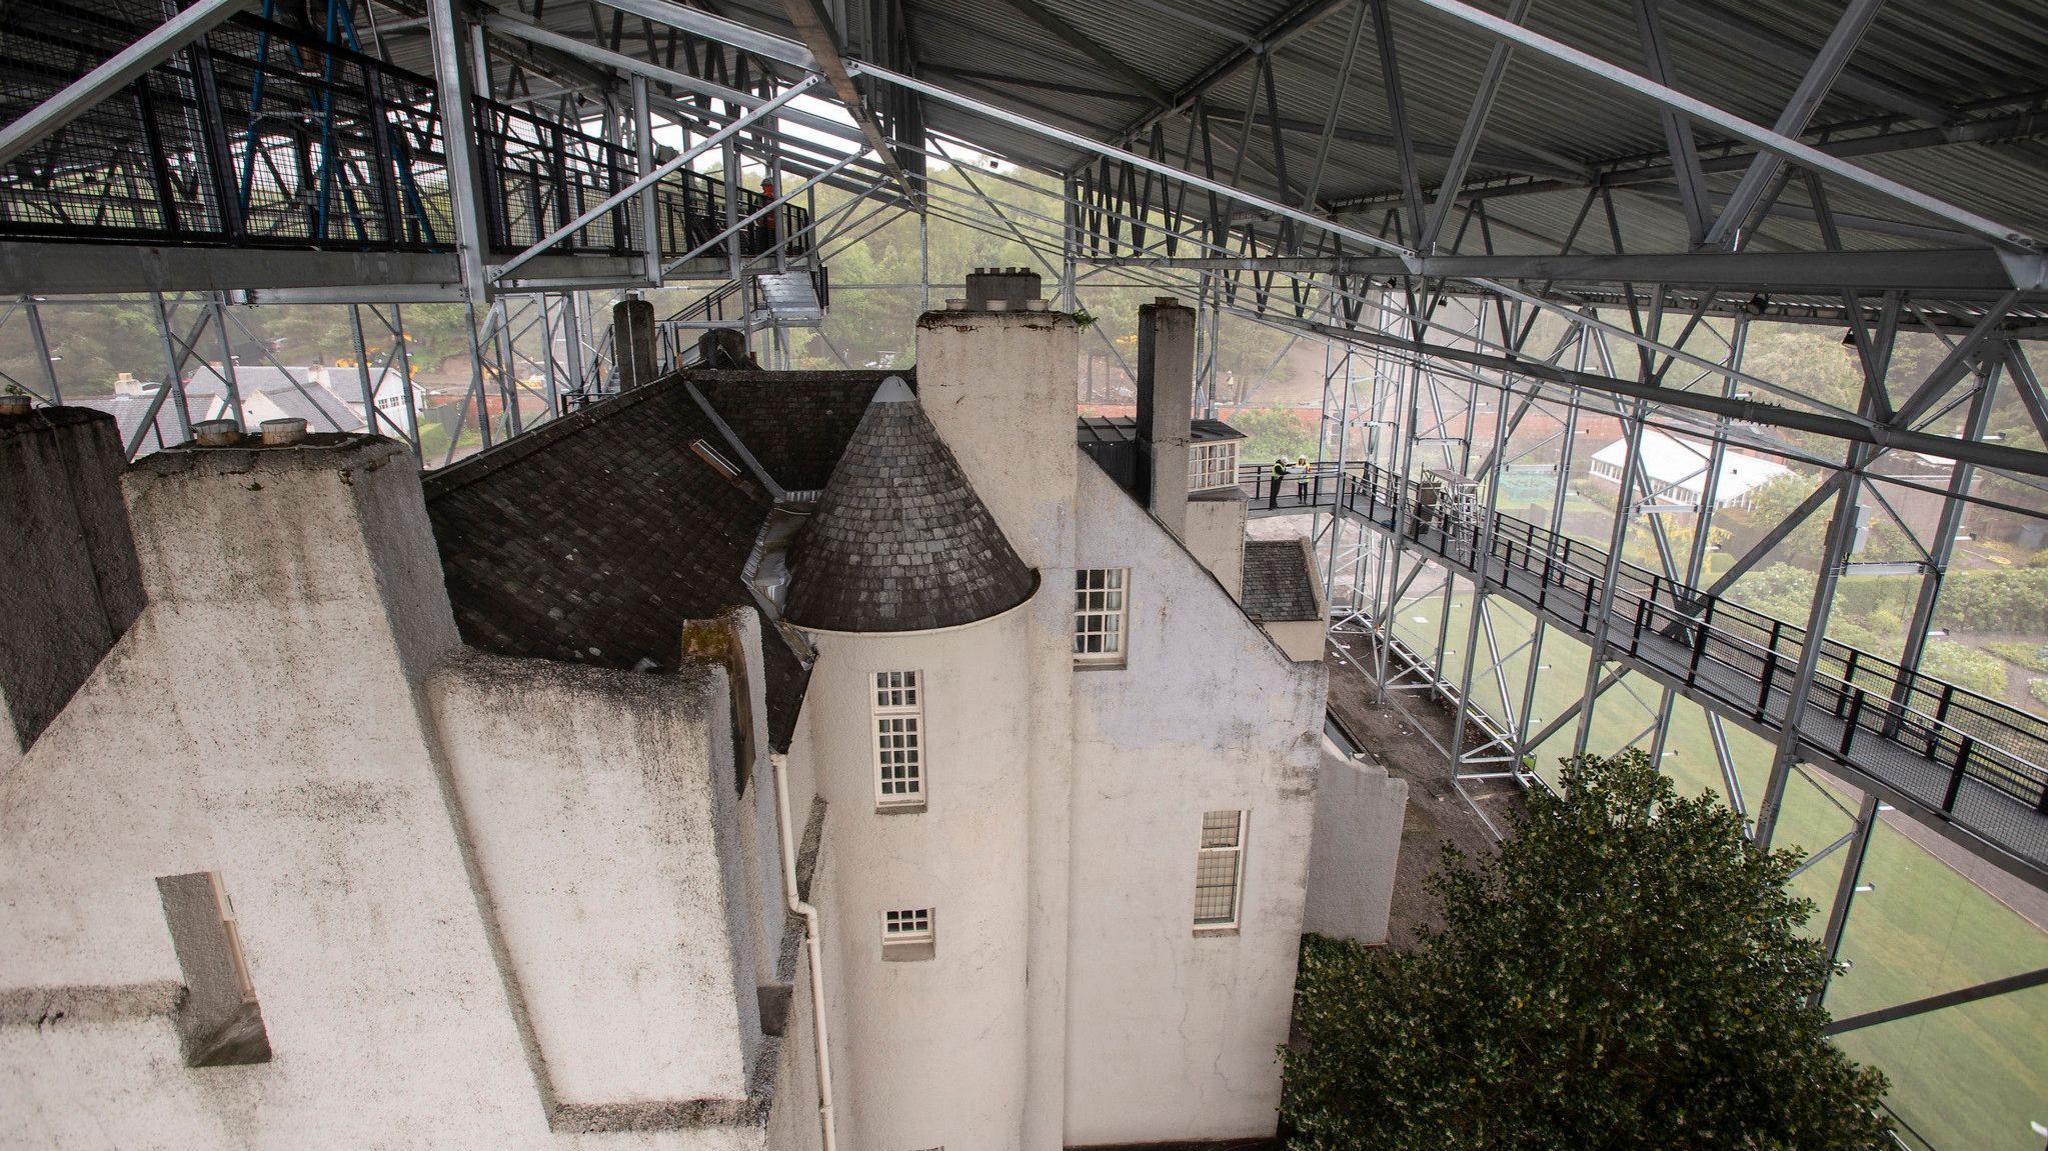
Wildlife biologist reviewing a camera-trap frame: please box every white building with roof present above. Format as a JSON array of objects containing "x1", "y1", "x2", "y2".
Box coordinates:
[
  {"x1": 0, "y1": 273, "x2": 1405, "y2": 1151},
  {"x1": 1587, "y1": 427, "x2": 1792, "y2": 512}
]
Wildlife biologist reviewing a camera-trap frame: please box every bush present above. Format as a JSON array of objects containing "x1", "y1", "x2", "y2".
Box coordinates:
[
  {"x1": 1280, "y1": 750, "x2": 1890, "y2": 1151},
  {"x1": 1985, "y1": 642, "x2": 2048, "y2": 673},
  {"x1": 2031, "y1": 678, "x2": 2048, "y2": 708}
]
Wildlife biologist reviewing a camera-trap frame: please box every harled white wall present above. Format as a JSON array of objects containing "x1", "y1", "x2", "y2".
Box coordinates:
[
  {"x1": 1064, "y1": 455, "x2": 1325, "y2": 1146},
  {"x1": 797, "y1": 606, "x2": 1034, "y2": 1151},
  {"x1": 1303, "y1": 739, "x2": 1407, "y2": 946},
  {"x1": 917, "y1": 309, "x2": 1080, "y2": 1151},
  {"x1": 0, "y1": 440, "x2": 817, "y2": 1151},
  {"x1": 1182, "y1": 492, "x2": 1248, "y2": 600},
  {"x1": 428, "y1": 651, "x2": 761, "y2": 1105}
]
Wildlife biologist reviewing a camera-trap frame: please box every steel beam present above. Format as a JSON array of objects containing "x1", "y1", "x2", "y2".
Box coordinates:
[
  {"x1": 1000, "y1": 0, "x2": 1172, "y2": 108},
  {"x1": 0, "y1": 0, "x2": 254, "y2": 168},
  {"x1": 1089, "y1": 248, "x2": 2029, "y2": 292},
  {"x1": 776, "y1": 0, "x2": 923, "y2": 208},
  {"x1": 1823, "y1": 965, "x2": 2048, "y2": 1036},
  {"x1": 492, "y1": 75, "x2": 821, "y2": 281},
  {"x1": 1285, "y1": 317, "x2": 2048, "y2": 476},
  {"x1": 1703, "y1": 0, "x2": 1888, "y2": 248},
  {"x1": 1406, "y1": 0, "x2": 2040, "y2": 251}
]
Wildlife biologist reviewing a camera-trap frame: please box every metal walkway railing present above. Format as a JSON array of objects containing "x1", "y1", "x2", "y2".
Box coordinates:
[
  {"x1": 0, "y1": 3, "x2": 807, "y2": 262},
  {"x1": 1245, "y1": 461, "x2": 2048, "y2": 885}
]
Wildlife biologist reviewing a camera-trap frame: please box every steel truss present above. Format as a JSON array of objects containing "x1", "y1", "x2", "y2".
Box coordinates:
[{"x1": 9, "y1": 0, "x2": 2048, "y2": 1116}]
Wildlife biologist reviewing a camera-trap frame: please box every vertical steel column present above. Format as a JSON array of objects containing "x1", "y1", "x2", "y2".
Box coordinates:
[
  {"x1": 1812, "y1": 790, "x2": 1881, "y2": 1007},
  {"x1": 462, "y1": 298, "x2": 494, "y2": 450},
  {"x1": 1323, "y1": 343, "x2": 1356, "y2": 605},
  {"x1": 25, "y1": 298, "x2": 61, "y2": 404},
  {"x1": 1886, "y1": 354, "x2": 2001, "y2": 732},
  {"x1": 1752, "y1": 446, "x2": 1867, "y2": 848},
  {"x1": 1649, "y1": 315, "x2": 1747, "y2": 767},
  {"x1": 632, "y1": 76, "x2": 663, "y2": 285},
  {"x1": 1449, "y1": 354, "x2": 1514, "y2": 770},
  {"x1": 350, "y1": 304, "x2": 380, "y2": 435},
  {"x1": 536, "y1": 294, "x2": 562, "y2": 413},
  {"x1": 150, "y1": 292, "x2": 195, "y2": 443},
  {"x1": 208, "y1": 293, "x2": 243, "y2": 430},
  {"x1": 496, "y1": 299, "x2": 523, "y2": 436},
  {"x1": 559, "y1": 293, "x2": 587, "y2": 395},
  {"x1": 426, "y1": 0, "x2": 490, "y2": 300},
  {"x1": 388, "y1": 303, "x2": 422, "y2": 461},
  {"x1": 1570, "y1": 365, "x2": 1645, "y2": 755}
]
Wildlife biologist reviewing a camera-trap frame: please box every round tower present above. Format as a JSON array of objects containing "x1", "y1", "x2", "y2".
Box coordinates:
[{"x1": 783, "y1": 376, "x2": 1039, "y2": 1151}]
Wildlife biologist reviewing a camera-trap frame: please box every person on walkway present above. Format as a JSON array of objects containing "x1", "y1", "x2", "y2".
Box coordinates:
[
  {"x1": 1296, "y1": 455, "x2": 1311, "y2": 504},
  {"x1": 1268, "y1": 457, "x2": 1286, "y2": 509}
]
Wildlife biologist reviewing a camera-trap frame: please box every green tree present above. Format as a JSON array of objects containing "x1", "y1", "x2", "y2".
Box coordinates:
[
  {"x1": 1281, "y1": 749, "x2": 1890, "y2": 1151},
  {"x1": 1719, "y1": 472, "x2": 1827, "y2": 570}
]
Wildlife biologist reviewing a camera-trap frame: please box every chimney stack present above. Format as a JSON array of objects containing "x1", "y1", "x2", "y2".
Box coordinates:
[
  {"x1": 964, "y1": 267, "x2": 1043, "y2": 311},
  {"x1": 613, "y1": 295, "x2": 658, "y2": 390},
  {"x1": 1136, "y1": 297, "x2": 1195, "y2": 538}
]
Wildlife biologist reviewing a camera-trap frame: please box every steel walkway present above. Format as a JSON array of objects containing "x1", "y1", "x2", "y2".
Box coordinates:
[{"x1": 1245, "y1": 463, "x2": 2048, "y2": 888}]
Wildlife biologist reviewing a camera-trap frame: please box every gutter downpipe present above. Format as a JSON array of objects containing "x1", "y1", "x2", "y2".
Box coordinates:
[{"x1": 774, "y1": 752, "x2": 838, "y2": 1151}]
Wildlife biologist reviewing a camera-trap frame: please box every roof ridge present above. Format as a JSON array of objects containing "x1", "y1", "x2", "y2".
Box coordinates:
[{"x1": 422, "y1": 377, "x2": 679, "y2": 500}]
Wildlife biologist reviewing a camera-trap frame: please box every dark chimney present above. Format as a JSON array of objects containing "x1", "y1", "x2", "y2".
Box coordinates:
[{"x1": 1136, "y1": 297, "x2": 1196, "y2": 538}]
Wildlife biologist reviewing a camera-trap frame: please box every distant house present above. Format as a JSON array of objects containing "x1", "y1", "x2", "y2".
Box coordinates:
[
  {"x1": 63, "y1": 391, "x2": 206, "y2": 455},
  {"x1": 85, "y1": 364, "x2": 429, "y2": 455},
  {"x1": 1587, "y1": 428, "x2": 1791, "y2": 512}
]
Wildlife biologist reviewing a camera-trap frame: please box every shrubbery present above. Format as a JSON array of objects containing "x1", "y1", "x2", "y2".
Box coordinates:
[{"x1": 1280, "y1": 750, "x2": 1891, "y2": 1151}]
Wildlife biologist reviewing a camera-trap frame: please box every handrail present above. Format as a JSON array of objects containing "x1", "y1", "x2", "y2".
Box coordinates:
[
  {"x1": 0, "y1": 5, "x2": 810, "y2": 264},
  {"x1": 1247, "y1": 460, "x2": 2048, "y2": 819}
]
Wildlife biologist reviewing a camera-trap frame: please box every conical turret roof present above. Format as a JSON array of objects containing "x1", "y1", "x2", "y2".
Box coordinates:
[{"x1": 783, "y1": 377, "x2": 1036, "y2": 632}]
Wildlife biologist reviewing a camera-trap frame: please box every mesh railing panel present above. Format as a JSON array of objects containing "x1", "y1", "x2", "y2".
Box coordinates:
[
  {"x1": 1252, "y1": 460, "x2": 2048, "y2": 822},
  {"x1": 0, "y1": 6, "x2": 809, "y2": 262}
]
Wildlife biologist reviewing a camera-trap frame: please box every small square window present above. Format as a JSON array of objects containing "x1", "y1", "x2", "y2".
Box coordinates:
[
  {"x1": 1193, "y1": 811, "x2": 1246, "y2": 933},
  {"x1": 1188, "y1": 440, "x2": 1239, "y2": 491},
  {"x1": 1073, "y1": 568, "x2": 1130, "y2": 667},
  {"x1": 882, "y1": 907, "x2": 936, "y2": 960},
  {"x1": 872, "y1": 671, "x2": 926, "y2": 811}
]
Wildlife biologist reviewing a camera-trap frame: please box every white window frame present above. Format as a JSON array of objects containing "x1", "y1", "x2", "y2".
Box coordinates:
[
  {"x1": 1072, "y1": 568, "x2": 1130, "y2": 667},
  {"x1": 882, "y1": 907, "x2": 936, "y2": 960},
  {"x1": 871, "y1": 670, "x2": 925, "y2": 811},
  {"x1": 1193, "y1": 810, "x2": 1247, "y2": 934},
  {"x1": 1188, "y1": 439, "x2": 1240, "y2": 492}
]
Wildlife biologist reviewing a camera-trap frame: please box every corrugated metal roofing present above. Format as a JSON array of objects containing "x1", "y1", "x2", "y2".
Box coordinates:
[{"x1": 364, "y1": 0, "x2": 2048, "y2": 313}]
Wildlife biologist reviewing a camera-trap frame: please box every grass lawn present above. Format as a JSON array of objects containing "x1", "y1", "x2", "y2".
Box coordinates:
[{"x1": 1383, "y1": 583, "x2": 2048, "y2": 1151}]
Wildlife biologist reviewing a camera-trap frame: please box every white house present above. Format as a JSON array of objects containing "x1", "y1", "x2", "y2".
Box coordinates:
[
  {"x1": 0, "y1": 273, "x2": 1405, "y2": 1151},
  {"x1": 1587, "y1": 427, "x2": 1792, "y2": 512}
]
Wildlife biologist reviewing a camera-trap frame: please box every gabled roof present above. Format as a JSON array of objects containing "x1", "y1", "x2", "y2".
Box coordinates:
[
  {"x1": 1242, "y1": 539, "x2": 1320, "y2": 623},
  {"x1": 1073, "y1": 414, "x2": 1246, "y2": 446},
  {"x1": 422, "y1": 377, "x2": 811, "y2": 750},
  {"x1": 783, "y1": 378, "x2": 1035, "y2": 633},
  {"x1": 1592, "y1": 428, "x2": 1792, "y2": 499},
  {"x1": 65, "y1": 393, "x2": 221, "y2": 454},
  {"x1": 693, "y1": 369, "x2": 905, "y2": 491}
]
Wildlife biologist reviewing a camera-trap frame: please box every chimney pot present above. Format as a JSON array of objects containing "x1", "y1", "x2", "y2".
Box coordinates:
[
  {"x1": 193, "y1": 419, "x2": 238, "y2": 447},
  {"x1": 0, "y1": 395, "x2": 29, "y2": 417},
  {"x1": 260, "y1": 418, "x2": 307, "y2": 446}
]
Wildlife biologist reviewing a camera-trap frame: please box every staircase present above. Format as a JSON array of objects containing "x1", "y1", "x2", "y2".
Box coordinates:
[
  {"x1": 754, "y1": 270, "x2": 827, "y2": 323},
  {"x1": 656, "y1": 267, "x2": 830, "y2": 371}
]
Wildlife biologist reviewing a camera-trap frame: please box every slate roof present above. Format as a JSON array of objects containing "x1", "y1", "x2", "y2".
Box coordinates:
[
  {"x1": 65, "y1": 393, "x2": 214, "y2": 453},
  {"x1": 1241, "y1": 540, "x2": 1321, "y2": 623},
  {"x1": 693, "y1": 369, "x2": 904, "y2": 491},
  {"x1": 1072, "y1": 414, "x2": 1245, "y2": 446},
  {"x1": 184, "y1": 365, "x2": 369, "y2": 433},
  {"x1": 783, "y1": 378, "x2": 1035, "y2": 633},
  {"x1": 421, "y1": 377, "x2": 811, "y2": 750}
]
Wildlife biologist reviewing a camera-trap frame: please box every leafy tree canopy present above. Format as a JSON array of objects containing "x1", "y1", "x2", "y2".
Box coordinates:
[{"x1": 1281, "y1": 749, "x2": 1890, "y2": 1151}]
